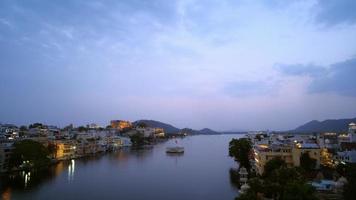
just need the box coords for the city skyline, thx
[1,0,356,131]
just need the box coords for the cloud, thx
[1,0,356,129]
[276,63,326,76]
[310,58,356,96]
[278,57,356,96]
[315,0,356,26]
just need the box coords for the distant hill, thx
[180,128,200,135]
[198,128,221,135]
[293,117,356,133]
[179,128,221,135]
[133,120,222,135]
[133,120,180,134]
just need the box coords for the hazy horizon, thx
[1,0,356,131]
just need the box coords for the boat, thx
[166,146,184,153]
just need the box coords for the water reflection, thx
[0,148,150,193]
[0,135,241,200]
[1,187,11,200]
[1,168,57,193]
[23,171,31,188]
[229,167,240,189]
[54,162,64,176]
[166,153,184,166]
[68,159,75,182]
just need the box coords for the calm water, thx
[1,135,241,200]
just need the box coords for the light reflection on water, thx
[0,135,241,200]
[23,171,30,188]
[68,159,75,182]
[1,187,11,200]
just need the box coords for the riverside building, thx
[254,137,321,175]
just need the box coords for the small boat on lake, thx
[166,139,184,153]
[166,146,184,153]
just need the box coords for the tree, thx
[343,163,356,200]
[130,132,145,146]
[19,125,28,132]
[265,167,309,199]
[29,123,43,129]
[263,157,286,177]
[300,152,316,171]
[238,168,317,200]
[236,178,264,200]
[47,142,57,159]
[237,159,318,200]
[9,140,50,170]
[229,138,252,171]
[77,126,87,132]
[282,181,317,200]
[19,125,28,137]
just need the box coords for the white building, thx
[109,136,132,148]
[135,127,165,138]
[336,141,356,163]
[349,123,356,142]
[0,124,19,139]
[336,150,356,163]
[87,123,101,129]
[338,134,350,145]
[317,132,338,149]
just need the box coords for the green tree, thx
[229,138,252,171]
[29,123,43,129]
[19,125,28,132]
[130,132,145,146]
[19,125,28,137]
[77,126,87,132]
[47,142,57,159]
[237,159,317,200]
[264,167,311,199]
[263,157,286,177]
[300,152,316,171]
[283,181,317,200]
[236,178,264,200]
[343,163,356,200]
[9,140,50,170]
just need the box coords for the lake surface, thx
[0,135,241,200]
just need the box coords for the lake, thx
[0,134,241,200]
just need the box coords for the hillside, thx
[198,128,221,135]
[294,117,356,133]
[133,120,222,135]
[133,120,180,134]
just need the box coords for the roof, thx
[340,142,356,150]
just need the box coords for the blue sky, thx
[1,0,356,131]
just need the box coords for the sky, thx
[0,0,356,131]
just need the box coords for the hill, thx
[133,120,222,135]
[293,117,356,133]
[198,128,221,135]
[133,120,180,134]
